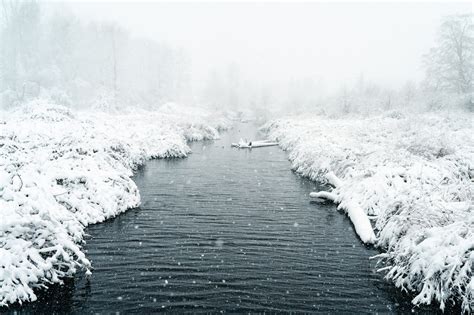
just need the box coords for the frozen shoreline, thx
[0,100,230,306]
[263,111,473,312]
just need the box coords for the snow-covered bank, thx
[263,111,473,312]
[0,100,230,306]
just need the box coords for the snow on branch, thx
[310,172,376,244]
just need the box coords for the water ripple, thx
[5,124,447,314]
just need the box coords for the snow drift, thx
[263,111,473,312]
[0,100,230,306]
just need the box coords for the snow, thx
[310,170,376,243]
[262,110,473,312]
[0,99,230,306]
[232,139,279,149]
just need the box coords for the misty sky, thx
[55,1,471,93]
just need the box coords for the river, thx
[4,123,444,314]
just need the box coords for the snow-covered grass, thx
[0,100,230,306]
[262,110,473,312]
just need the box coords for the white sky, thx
[51,1,472,92]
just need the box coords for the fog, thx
[1,2,474,312]
[68,2,468,89]
[1,1,472,113]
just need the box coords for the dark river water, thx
[3,123,448,314]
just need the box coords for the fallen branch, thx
[310,172,377,244]
[309,191,337,201]
[326,171,342,187]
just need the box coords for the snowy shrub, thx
[263,111,474,312]
[0,99,228,306]
[90,89,122,113]
[384,110,405,119]
[43,88,72,108]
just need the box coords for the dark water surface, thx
[4,123,447,314]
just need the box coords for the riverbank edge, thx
[0,100,231,307]
[262,111,473,313]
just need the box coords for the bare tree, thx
[341,85,350,114]
[111,26,117,96]
[424,15,473,95]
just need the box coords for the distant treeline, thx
[0,1,472,113]
[201,14,472,114]
[0,0,191,110]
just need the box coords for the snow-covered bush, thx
[0,99,230,306]
[263,111,473,312]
